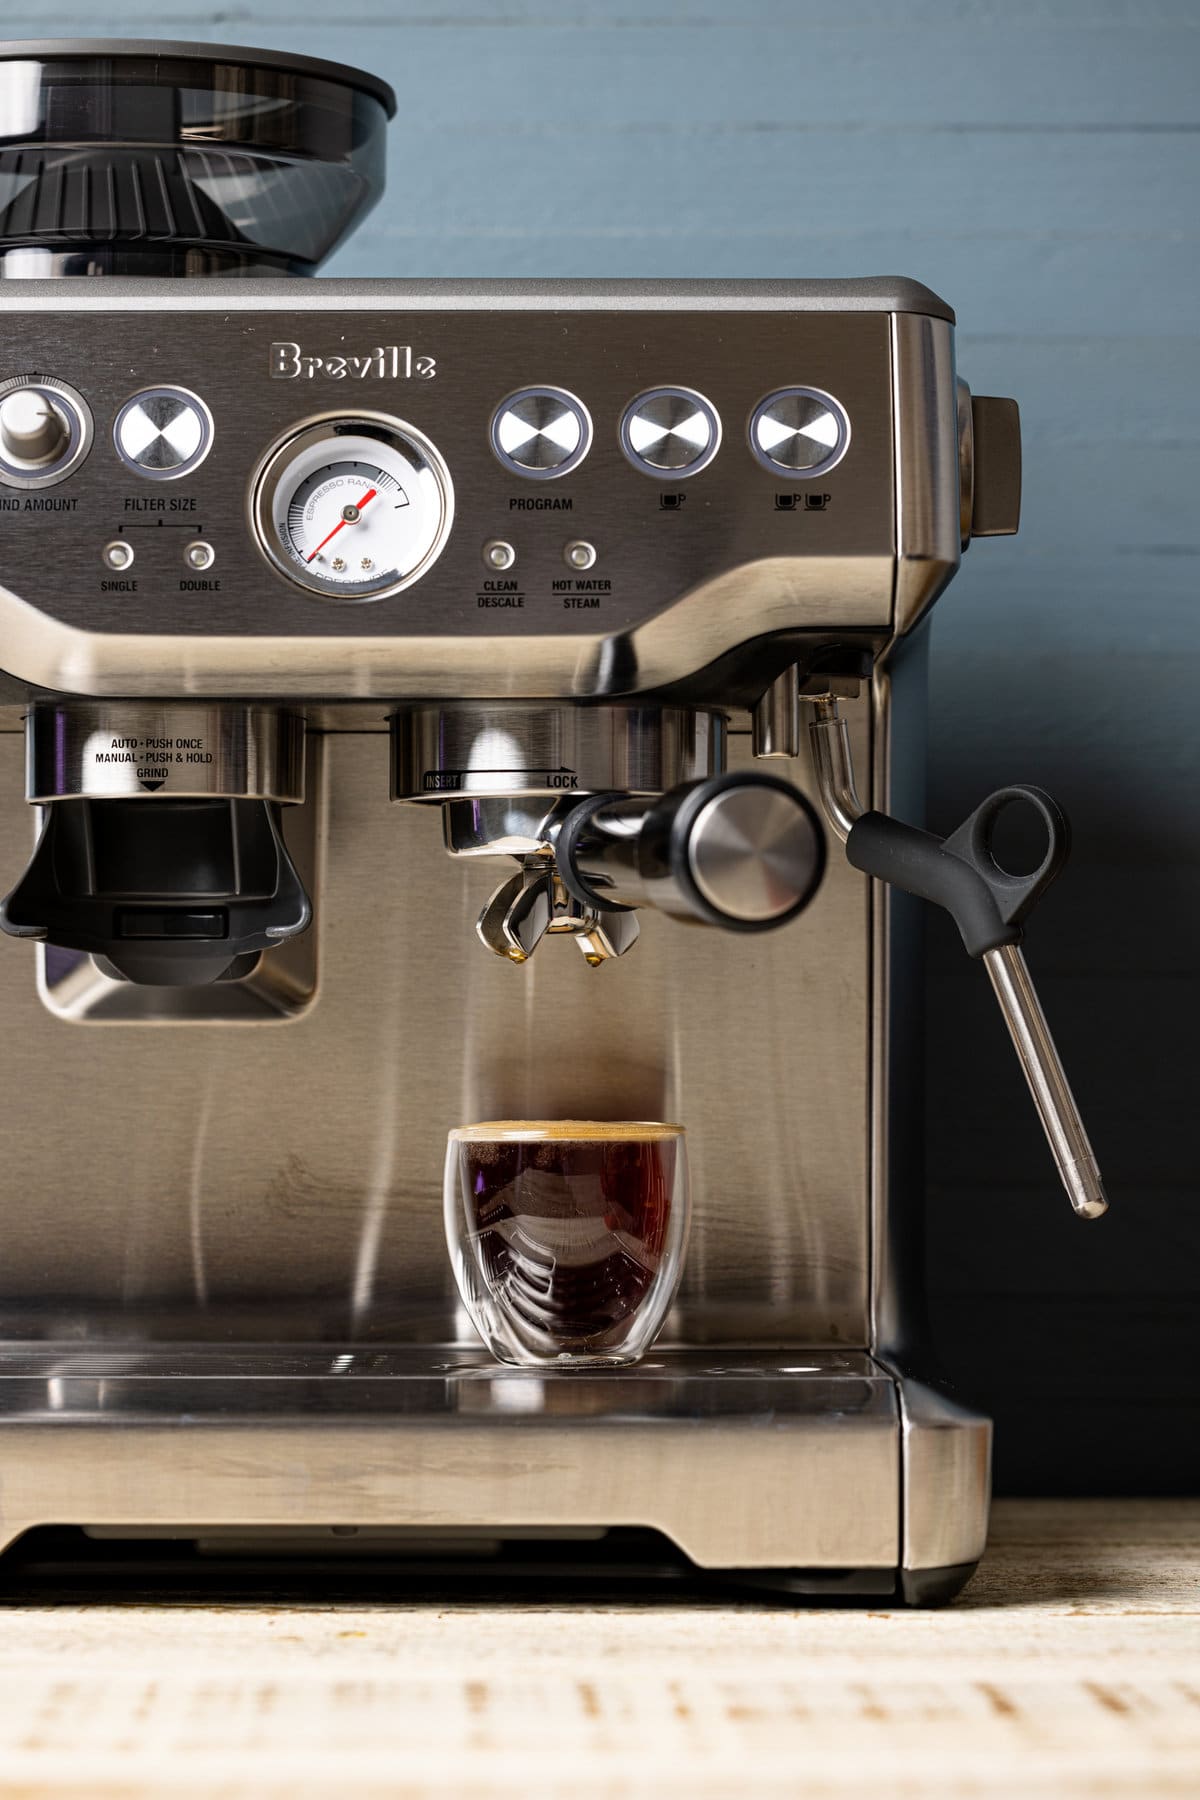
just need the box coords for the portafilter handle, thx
[555,772,826,933]
[807,698,1106,1220]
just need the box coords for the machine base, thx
[0,1345,990,1604]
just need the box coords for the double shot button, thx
[750,386,850,478]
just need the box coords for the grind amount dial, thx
[251,413,453,600]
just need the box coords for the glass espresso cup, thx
[444,1121,689,1367]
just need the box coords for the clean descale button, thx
[114,386,214,480]
[483,539,516,571]
[491,387,591,479]
[620,387,720,477]
[750,387,850,477]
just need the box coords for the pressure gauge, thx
[250,413,453,600]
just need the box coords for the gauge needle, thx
[306,487,378,562]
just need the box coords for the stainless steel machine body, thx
[0,40,1045,1601]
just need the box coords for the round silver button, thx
[620,386,720,477]
[102,540,134,572]
[483,539,516,571]
[564,539,597,571]
[750,387,850,478]
[185,540,215,572]
[491,387,591,480]
[114,386,214,481]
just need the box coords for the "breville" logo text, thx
[269,341,437,381]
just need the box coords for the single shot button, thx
[620,387,720,477]
[102,539,134,571]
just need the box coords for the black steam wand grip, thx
[844,783,1106,1220]
[846,784,1069,959]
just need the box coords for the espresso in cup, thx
[444,1121,689,1366]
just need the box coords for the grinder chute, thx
[0,40,389,982]
[1,705,309,986]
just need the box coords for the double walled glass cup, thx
[444,1121,690,1367]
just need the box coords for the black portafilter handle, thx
[556,771,827,931]
[0,796,311,985]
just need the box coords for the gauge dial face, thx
[252,416,453,600]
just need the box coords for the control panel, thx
[0,282,962,699]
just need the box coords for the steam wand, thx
[806,695,1107,1221]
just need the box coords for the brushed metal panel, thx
[0,709,872,1347]
[0,276,955,319]
[0,1347,900,1570]
[0,294,903,696]
[26,702,305,802]
[896,1376,992,1571]
[892,312,962,636]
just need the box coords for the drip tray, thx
[0,1346,902,1578]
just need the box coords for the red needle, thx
[306,486,378,563]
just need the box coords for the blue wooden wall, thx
[18,0,1197,1488]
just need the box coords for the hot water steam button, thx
[490,387,592,479]
[114,387,214,480]
[750,387,850,478]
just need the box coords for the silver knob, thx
[620,386,720,476]
[750,386,850,477]
[0,387,69,467]
[490,386,591,479]
[558,774,826,931]
[114,386,214,480]
[687,782,823,923]
[0,375,91,489]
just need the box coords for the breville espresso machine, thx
[0,41,1104,1601]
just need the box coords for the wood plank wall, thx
[16,0,1197,1492]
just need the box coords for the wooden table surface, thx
[0,1499,1194,1798]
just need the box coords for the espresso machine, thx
[0,41,1104,1602]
